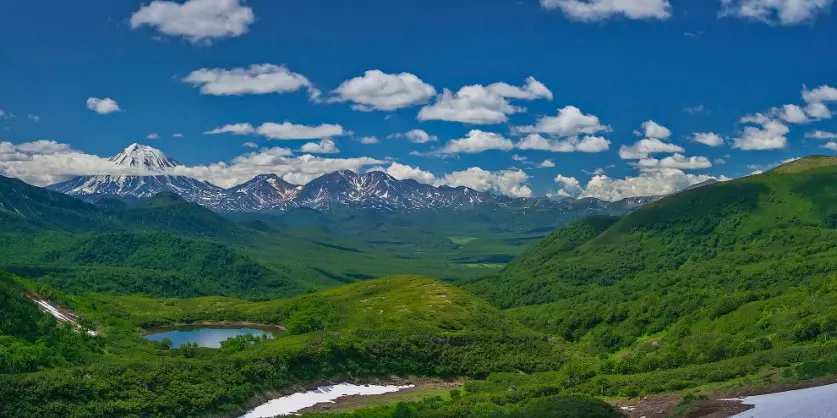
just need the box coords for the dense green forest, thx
[6,157,837,416]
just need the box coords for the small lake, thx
[241,383,414,417]
[143,327,275,348]
[731,383,837,418]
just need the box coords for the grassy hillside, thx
[0,274,584,417]
[464,156,837,372]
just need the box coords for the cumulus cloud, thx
[184,64,315,96]
[806,130,837,139]
[517,134,610,153]
[204,122,346,140]
[86,97,122,114]
[438,167,533,198]
[147,133,160,140]
[638,120,672,139]
[619,138,685,160]
[636,153,712,171]
[204,123,256,135]
[579,169,719,201]
[242,141,259,148]
[720,0,833,25]
[732,119,789,150]
[823,142,837,151]
[692,132,725,147]
[418,77,552,124]
[805,102,832,120]
[358,136,380,144]
[553,174,582,197]
[513,106,610,137]
[537,159,556,168]
[299,139,339,154]
[541,0,672,21]
[803,84,837,104]
[430,130,514,155]
[329,70,436,111]
[369,162,436,184]
[130,0,255,43]
[389,129,438,143]
[257,122,346,140]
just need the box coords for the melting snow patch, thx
[241,383,414,417]
[36,300,71,323]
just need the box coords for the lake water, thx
[240,383,414,417]
[731,383,837,418]
[143,327,274,348]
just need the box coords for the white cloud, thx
[204,121,346,140]
[636,153,712,171]
[541,0,672,21]
[130,0,254,43]
[553,174,582,197]
[299,139,339,154]
[823,142,837,151]
[438,167,533,198]
[418,77,552,124]
[432,130,514,155]
[619,138,685,159]
[390,129,438,143]
[27,114,40,122]
[369,162,436,184]
[517,133,610,153]
[242,141,259,148]
[714,158,727,165]
[683,105,707,115]
[257,122,346,140]
[537,159,556,168]
[638,120,671,139]
[806,130,837,139]
[329,70,436,111]
[147,133,160,140]
[732,119,789,150]
[803,85,837,104]
[580,169,718,201]
[692,132,725,147]
[512,154,528,162]
[172,133,184,138]
[184,64,314,96]
[771,104,811,124]
[720,0,834,25]
[86,97,122,114]
[806,102,832,120]
[204,123,255,135]
[358,136,380,144]
[513,106,609,137]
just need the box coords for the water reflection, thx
[143,327,274,348]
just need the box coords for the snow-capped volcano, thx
[108,143,179,170]
[48,144,224,202]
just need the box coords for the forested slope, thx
[465,156,837,372]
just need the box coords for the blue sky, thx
[1,0,837,199]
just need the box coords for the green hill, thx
[465,156,837,367]
[0,275,586,417]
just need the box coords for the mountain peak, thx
[110,143,179,171]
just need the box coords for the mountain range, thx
[48,144,669,213]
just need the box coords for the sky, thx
[2,0,837,200]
